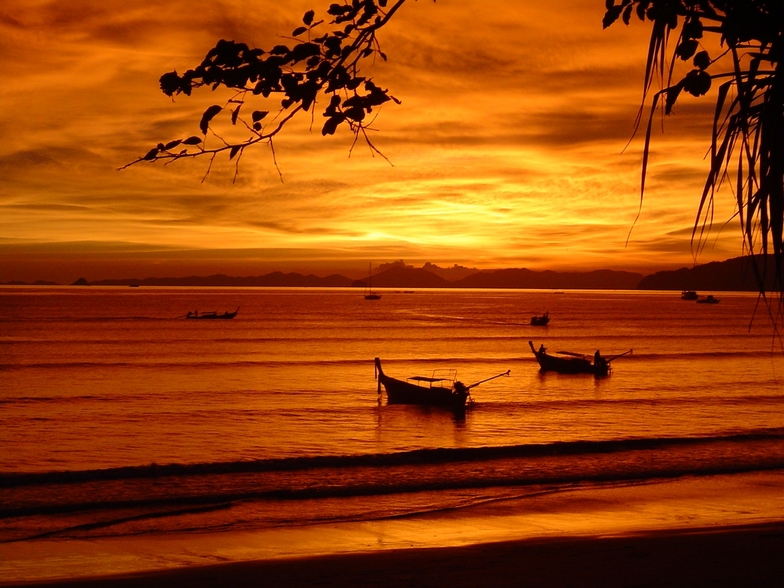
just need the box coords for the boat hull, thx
[529,342,608,376]
[379,375,469,407]
[374,358,470,408]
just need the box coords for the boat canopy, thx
[407,376,452,383]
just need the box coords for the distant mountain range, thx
[73,272,355,288]
[2,256,778,291]
[1,280,60,286]
[453,268,644,290]
[637,256,779,291]
[352,264,644,290]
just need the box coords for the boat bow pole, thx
[465,370,511,391]
[374,358,382,404]
[606,349,633,363]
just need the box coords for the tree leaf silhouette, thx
[693,51,710,70]
[322,114,344,136]
[199,105,223,134]
[606,0,784,298]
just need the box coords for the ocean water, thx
[0,286,782,545]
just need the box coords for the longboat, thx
[374,358,509,409]
[186,307,239,320]
[530,311,550,326]
[528,341,631,377]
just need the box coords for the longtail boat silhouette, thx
[529,341,631,376]
[186,308,239,320]
[374,358,509,409]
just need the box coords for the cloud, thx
[0,0,746,281]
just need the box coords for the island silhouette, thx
[3,256,772,291]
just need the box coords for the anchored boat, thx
[364,263,381,300]
[374,358,509,409]
[696,294,720,304]
[530,311,550,326]
[186,308,239,320]
[528,341,631,377]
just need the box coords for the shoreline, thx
[5,522,783,588]
[2,471,783,586]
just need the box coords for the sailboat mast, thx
[364,262,381,300]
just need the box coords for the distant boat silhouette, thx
[696,294,720,304]
[364,264,381,300]
[681,290,699,300]
[530,311,550,326]
[186,308,239,320]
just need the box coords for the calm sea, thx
[1,287,782,544]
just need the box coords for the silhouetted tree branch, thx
[604,0,783,298]
[121,0,426,177]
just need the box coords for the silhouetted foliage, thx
[123,1,431,179]
[604,0,783,298]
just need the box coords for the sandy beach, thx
[6,522,783,588]
[3,471,783,588]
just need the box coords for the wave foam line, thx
[3,429,783,489]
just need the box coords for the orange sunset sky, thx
[0,0,749,283]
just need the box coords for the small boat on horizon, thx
[530,311,550,326]
[364,263,381,300]
[374,357,509,409]
[186,308,239,320]
[528,341,631,377]
[681,290,699,300]
[696,294,720,304]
